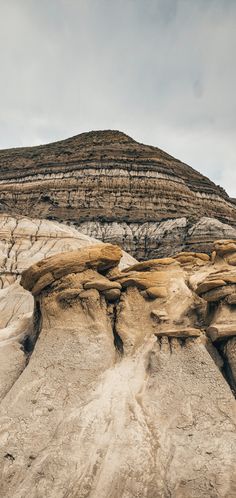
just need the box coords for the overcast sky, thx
[0,0,235,196]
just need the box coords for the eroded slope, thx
[0,130,236,258]
[0,242,236,497]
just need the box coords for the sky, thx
[0,0,235,196]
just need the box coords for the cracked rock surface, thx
[0,242,236,497]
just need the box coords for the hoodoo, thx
[0,241,236,497]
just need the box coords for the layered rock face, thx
[81,216,236,260]
[1,130,236,497]
[1,242,236,497]
[0,130,236,258]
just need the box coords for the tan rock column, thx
[197,240,236,389]
[0,244,122,498]
[113,257,203,353]
[111,256,236,497]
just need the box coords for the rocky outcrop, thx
[0,212,135,285]
[191,240,236,393]
[0,130,236,259]
[0,242,236,497]
[78,216,236,260]
[0,214,135,405]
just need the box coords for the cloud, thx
[0,0,235,195]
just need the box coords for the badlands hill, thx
[0,132,236,497]
[0,130,236,258]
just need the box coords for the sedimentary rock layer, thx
[79,216,236,259]
[0,130,236,258]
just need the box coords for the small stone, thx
[207,324,236,342]
[146,286,167,299]
[102,288,121,302]
[155,328,201,338]
[196,279,226,295]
